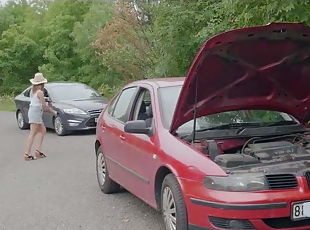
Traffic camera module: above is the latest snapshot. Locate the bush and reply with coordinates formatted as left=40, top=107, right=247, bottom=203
left=0, top=84, right=28, bottom=95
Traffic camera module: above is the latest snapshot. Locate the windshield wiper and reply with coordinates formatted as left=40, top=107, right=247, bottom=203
left=73, top=98, right=90, bottom=101
left=265, top=120, right=298, bottom=127
left=179, top=122, right=261, bottom=141
left=196, top=122, right=262, bottom=132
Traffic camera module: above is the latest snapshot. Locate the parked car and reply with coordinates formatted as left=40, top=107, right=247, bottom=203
left=15, top=82, right=107, bottom=135
left=95, top=22, right=310, bottom=230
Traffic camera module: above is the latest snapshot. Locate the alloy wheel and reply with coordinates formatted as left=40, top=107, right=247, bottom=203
left=162, top=187, right=177, bottom=230
left=17, top=111, right=24, bottom=129
left=97, top=151, right=106, bottom=186
left=54, top=116, right=63, bottom=135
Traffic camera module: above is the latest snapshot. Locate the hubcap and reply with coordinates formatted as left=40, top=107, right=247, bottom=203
left=162, top=187, right=177, bottom=230
left=17, top=112, right=24, bottom=128
left=55, top=117, right=63, bottom=134
left=97, top=151, right=106, bottom=186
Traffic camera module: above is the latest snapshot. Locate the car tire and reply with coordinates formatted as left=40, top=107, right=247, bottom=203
left=16, top=110, right=30, bottom=130
left=54, top=115, right=67, bottom=136
left=96, top=147, right=120, bottom=194
left=161, top=174, right=188, bottom=230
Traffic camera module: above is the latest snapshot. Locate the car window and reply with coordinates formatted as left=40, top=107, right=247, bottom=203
left=107, top=95, right=119, bottom=115
left=132, top=88, right=153, bottom=127
left=112, top=87, right=137, bottom=123
left=26, top=88, right=49, bottom=98
left=49, top=84, right=101, bottom=101
left=23, top=89, right=31, bottom=97
left=43, top=88, right=49, bottom=98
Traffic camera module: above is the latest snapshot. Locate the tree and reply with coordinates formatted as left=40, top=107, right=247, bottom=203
left=93, top=2, right=156, bottom=83
left=0, top=25, right=43, bottom=93
left=39, top=0, right=91, bottom=81
left=72, top=1, right=119, bottom=94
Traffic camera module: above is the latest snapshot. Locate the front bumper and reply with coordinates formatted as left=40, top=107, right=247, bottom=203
left=61, top=113, right=99, bottom=131
left=180, top=176, right=310, bottom=230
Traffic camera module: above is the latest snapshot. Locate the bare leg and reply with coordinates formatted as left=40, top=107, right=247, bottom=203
left=36, top=124, right=46, bottom=153
left=24, top=124, right=39, bottom=157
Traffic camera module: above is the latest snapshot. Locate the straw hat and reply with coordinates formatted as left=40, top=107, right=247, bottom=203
left=30, top=73, right=47, bottom=85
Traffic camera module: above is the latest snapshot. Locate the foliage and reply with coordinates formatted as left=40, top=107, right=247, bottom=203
left=39, top=0, right=91, bottom=81
left=72, top=1, right=119, bottom=90
left=1, top=0, right=310, bottom=98
left=93, top=2, right=156, bottom=82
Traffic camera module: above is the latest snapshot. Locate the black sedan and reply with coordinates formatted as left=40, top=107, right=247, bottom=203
left=15, top=82, right=108, bottom=135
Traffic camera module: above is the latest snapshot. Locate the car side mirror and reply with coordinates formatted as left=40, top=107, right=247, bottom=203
left=124, top=120, right=151, bottom=135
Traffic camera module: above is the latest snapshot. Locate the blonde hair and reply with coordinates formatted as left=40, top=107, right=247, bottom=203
left=31, top=84, right=44, bottom=95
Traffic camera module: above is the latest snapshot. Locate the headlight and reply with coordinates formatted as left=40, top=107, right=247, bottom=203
left=204, top=173, right=268, bottom=191
left=63, top=108, right=87, bottom=115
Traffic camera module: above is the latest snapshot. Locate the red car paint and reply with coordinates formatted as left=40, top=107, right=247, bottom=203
left=96, top=23, right=310, bottom=230
left=171, top=22, right=310, bottom=132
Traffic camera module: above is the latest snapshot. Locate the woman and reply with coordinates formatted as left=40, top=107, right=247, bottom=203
left=24, top=73, right=57, bottom=160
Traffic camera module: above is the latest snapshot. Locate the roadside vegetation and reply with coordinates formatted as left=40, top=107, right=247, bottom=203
left=0, top=0, right=310, bottom=99
left=0, top=95, right=15, bottom=111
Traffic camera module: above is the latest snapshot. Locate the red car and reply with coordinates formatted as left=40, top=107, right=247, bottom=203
left=95, top=23, right=310, bottom=230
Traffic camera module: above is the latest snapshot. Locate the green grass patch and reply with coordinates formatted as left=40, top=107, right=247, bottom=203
left=0, top=95, right=16, bottom=112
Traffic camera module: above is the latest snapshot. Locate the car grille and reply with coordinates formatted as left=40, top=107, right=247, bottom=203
left=88, top=109, right=102, bottom=116
left=265, top=174, right=298, bottom=190
left=263, top=217, right=310, bottom=228
left=209, top=216, right=255, bottom=229
left=85, top=117, right=96, bottom=127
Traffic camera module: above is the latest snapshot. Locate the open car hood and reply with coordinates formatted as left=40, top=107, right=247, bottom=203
left=170, top=23, right=310, bottom=133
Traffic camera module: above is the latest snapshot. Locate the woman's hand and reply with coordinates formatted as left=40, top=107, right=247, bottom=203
left=49, top=107, right=57, bottom=116
left=37, top=90, right=57, bottom=115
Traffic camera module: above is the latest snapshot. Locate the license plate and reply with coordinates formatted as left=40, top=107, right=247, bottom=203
left=94, top=117, right=98, bottom=123
left=292, top=201, right=310, bottom=220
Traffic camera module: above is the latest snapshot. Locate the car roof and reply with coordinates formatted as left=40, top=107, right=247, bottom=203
left=45, top=82, right=86, bottom=88
left=128, top=77, right=185, bottom=88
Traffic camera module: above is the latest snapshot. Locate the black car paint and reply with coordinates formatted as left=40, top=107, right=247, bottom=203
left=14, top=82, right=107, bottom=132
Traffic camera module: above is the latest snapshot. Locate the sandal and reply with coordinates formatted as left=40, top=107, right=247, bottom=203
left=35, top=150, right=46, bottom=159
left=24, top=153, right=35, bottom=161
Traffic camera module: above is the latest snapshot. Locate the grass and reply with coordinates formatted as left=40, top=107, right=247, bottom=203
left=0, top=95, right=16, bottom=111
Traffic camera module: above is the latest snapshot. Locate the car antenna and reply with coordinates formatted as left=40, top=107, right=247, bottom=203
left=192, top=74, right=198, bottom=143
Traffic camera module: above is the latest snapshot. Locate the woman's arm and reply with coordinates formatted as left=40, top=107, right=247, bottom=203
left=37, top=90, right=57, bottom=115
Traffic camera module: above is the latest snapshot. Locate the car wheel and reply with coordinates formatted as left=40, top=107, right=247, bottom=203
left=54, top=116, right=67, bottom=136
left=16, top=110, right=29, bottom=130
left=161, top=174, right=188, bottom=230
left=96, top=147, right=120, bottom=194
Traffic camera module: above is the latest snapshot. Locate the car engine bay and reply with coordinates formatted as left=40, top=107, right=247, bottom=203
left=192, top=133, right=310, bottom=174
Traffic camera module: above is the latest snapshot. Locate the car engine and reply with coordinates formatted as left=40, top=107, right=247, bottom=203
left=210, top=134, right=310, bottom=171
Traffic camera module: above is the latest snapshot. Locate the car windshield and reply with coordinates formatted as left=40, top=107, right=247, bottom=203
left=158, top=86, right=298, bottom=133
left=49, top=84, right=101, bottom=101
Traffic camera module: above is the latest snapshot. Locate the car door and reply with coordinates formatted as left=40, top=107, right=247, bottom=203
left=42, top=88, right=54, bottom=128
left=121, top=86, right=160, bottom=202
left=100, top=87, right=139, bottom=189
left=20, top=88, right=31, bottom=122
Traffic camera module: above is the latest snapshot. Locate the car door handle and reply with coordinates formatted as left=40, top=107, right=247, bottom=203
left=119, top=134, right=125, bottom=141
